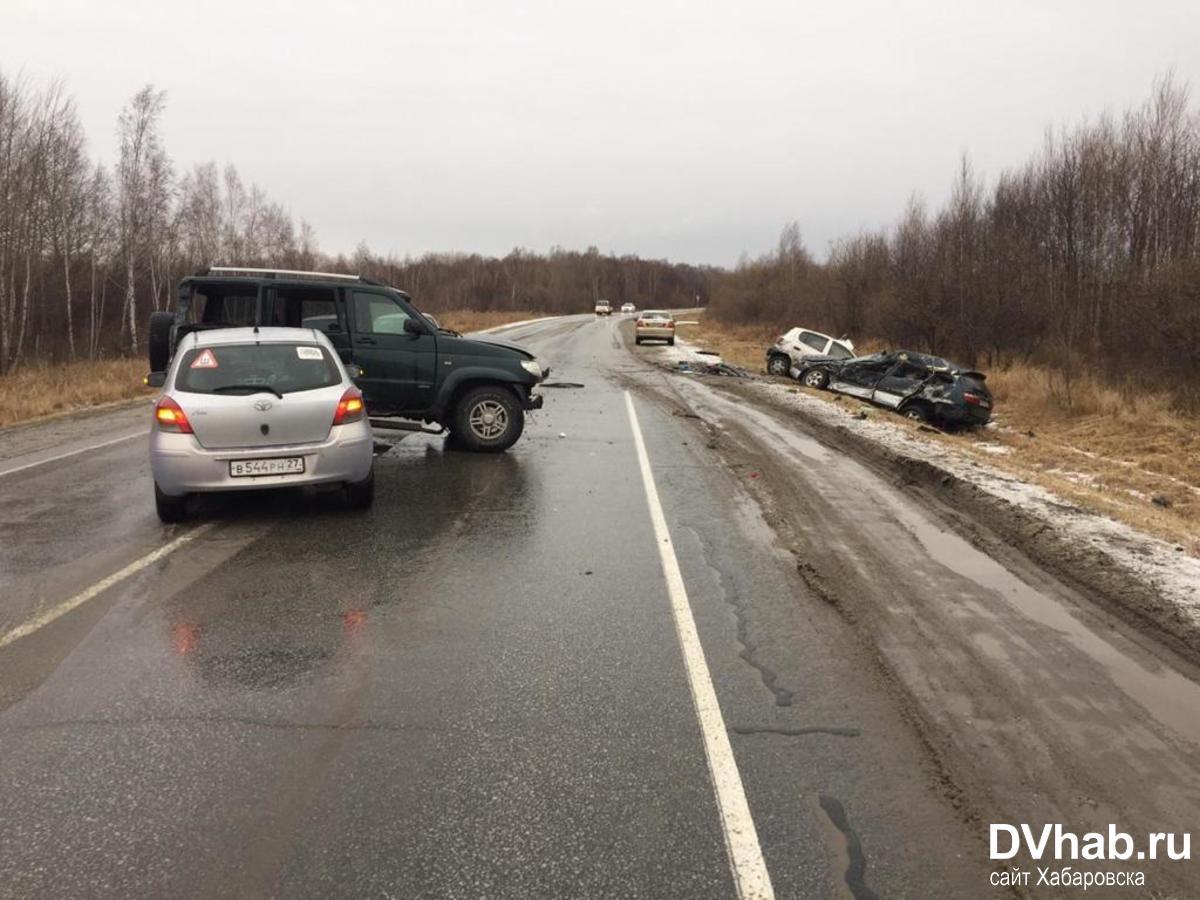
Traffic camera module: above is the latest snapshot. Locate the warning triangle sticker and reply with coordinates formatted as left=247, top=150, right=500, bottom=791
left=190, top=348, right=219, bottom=369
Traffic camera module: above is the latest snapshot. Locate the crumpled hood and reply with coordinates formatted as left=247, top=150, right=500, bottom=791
left=464, top=335, right=535, bottom=359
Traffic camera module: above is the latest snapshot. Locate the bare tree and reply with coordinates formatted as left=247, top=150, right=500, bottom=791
left=116, top=85, right=169, bottom=353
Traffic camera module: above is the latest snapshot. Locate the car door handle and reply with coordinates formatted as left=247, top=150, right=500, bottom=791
left=355, top=337, right=377, bottom=346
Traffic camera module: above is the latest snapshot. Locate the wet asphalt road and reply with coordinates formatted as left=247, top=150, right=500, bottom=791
left=1, top=315, right=1003, bottom=898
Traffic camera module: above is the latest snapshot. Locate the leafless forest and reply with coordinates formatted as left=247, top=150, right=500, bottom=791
left=0, top=72, right=713, bottom=374
left=711, top=76, right=1200, bottom=405
left=2, top=69, right=1198, bottom=404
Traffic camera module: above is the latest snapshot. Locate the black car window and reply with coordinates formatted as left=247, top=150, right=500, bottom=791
left=889, top=362, right=928, bottom=380
left=854, top=360, right=892, bottom=374
left=192, top=286, right=258, bottom=326
left=175, top=344, right=340, bottom=395
left=352, top=291, right=412, bottom=335
left=268, top=287, right=339, bottom=334
left=798, top=332, right=828, bottom=352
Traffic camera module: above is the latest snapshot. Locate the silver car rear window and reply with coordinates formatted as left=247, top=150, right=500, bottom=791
left=175, top=344, right=340, bottom=395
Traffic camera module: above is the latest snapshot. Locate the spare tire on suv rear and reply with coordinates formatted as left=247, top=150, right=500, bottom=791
left=148, top=311, right=174, bottom=373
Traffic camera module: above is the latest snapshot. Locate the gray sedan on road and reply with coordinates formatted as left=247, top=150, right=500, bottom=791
left=148, top=327, right=375, bottom=521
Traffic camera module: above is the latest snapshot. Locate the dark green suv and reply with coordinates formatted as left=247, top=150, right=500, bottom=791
left=147, top=267, right=547, bottom=452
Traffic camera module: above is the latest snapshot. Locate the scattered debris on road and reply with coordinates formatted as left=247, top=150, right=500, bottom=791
left=675, top=359, right=749, bottom=377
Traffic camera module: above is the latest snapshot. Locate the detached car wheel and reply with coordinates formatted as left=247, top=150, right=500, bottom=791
left=154, top=482, right=188, bottom=523
left=345, top=465, right=375, bottom=510
left=803, top=368, right=829, bottom=389
left=767, top=355, right=791, bottom=377
left=453, top=386, right=524, bottom=453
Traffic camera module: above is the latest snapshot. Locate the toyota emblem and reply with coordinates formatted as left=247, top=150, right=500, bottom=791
left=253, top=399, right=273, bottom=412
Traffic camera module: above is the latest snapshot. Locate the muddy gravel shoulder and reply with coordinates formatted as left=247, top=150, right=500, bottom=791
left=680, top=372, right=1200, bottom=664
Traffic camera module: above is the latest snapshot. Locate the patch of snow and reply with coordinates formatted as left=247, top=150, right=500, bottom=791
left=640, top=333, right=726, bottom=369
left=973, top=442, right=1013, bottom=456
left=744, top=378, right=1200, bottom=630
left=1045, top=467, right=1102, bottom=487
left=1066, top=446, right=1200, bottom=497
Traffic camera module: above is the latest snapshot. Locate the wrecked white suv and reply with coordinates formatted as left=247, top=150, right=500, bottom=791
left=766, top=327, right=855, bottom=377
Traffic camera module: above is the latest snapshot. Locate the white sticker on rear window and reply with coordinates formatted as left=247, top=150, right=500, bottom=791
left=296, top=346, right=323, bottom=360
left=190, top=348, right=219, bottom=369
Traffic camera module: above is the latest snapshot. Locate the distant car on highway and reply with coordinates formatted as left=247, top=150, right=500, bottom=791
left=594, top=300, right=612, bottom=316
left=620, top=303, right=636, bottom=314
left=766, top=327, right=855, bottom=377
left=147, top=327, right=375, bottom=522
left=797, top=350, right=994, bottom=426
left=635, top=310, right=676, bottom=346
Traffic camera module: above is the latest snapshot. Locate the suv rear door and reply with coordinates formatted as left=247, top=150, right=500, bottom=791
left=265, top=284, right=352, bottom=359
left=347, top=289, right=438, bottom=412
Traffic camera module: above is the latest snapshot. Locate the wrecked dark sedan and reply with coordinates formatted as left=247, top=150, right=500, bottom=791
left=793, top=351, right=993, bottom=426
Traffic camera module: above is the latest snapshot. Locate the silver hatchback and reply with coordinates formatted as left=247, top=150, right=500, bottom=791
left=148, top=327, right=375, bottom=522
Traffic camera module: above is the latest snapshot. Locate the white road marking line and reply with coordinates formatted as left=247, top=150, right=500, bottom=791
left=0, top=523, right=215, bottom=650
left=0, top=430, right=145, bottom=479
left=624, top=390, right=775, bottom=900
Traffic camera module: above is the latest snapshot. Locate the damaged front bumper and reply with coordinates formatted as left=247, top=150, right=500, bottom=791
left=522, top=365, right=550, bottom=410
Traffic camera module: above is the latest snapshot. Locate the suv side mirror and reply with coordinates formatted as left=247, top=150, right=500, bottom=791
left=345, top=364, right=363, bottom=379
left=145, top=371, right=166, bottom=388
left=403, top=317, right=427, bottom=336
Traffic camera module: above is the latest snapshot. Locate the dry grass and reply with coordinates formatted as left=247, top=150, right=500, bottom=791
left=0, top=311, right=541, bottom=430
left=0, top=358, right=154, bottom=429
left=681, top=315, right=1200, bottom=548
left=438, top=309, right=541, bottom=333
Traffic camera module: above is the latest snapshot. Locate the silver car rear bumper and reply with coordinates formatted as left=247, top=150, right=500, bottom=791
left=150, top=420, right=373, bottom=496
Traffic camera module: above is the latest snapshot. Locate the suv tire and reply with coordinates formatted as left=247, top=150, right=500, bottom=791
left=767, top=355, right=791, bottom=377
left=148, top=312, right=174, bottom=373
left=901, top=402, right=931, bottom=423
left=345, top=465, right=375, bottom=509
left=453, top=385, right=524, bottom=453
left=154, top=482, right=188, bottom=523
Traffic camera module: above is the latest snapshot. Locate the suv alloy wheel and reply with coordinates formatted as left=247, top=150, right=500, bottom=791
left=453, top=386, right=525, bottom=452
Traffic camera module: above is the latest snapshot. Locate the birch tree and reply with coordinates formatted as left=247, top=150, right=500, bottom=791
left=116, top=85, right=170, bottom=353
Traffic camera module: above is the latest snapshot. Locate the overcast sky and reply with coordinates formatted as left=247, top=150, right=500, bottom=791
left=4, top=0, right=1199, bottom=266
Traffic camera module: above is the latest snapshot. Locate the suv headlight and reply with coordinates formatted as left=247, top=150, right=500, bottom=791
left=520, top=359, right=542, bottom=378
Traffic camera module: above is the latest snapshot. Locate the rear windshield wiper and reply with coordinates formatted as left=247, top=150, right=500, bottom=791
left=211, top=385, right=285, bottom=399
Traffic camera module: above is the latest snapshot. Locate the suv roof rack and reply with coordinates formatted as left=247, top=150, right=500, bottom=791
left=196, top=266, right=376, bottom=284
